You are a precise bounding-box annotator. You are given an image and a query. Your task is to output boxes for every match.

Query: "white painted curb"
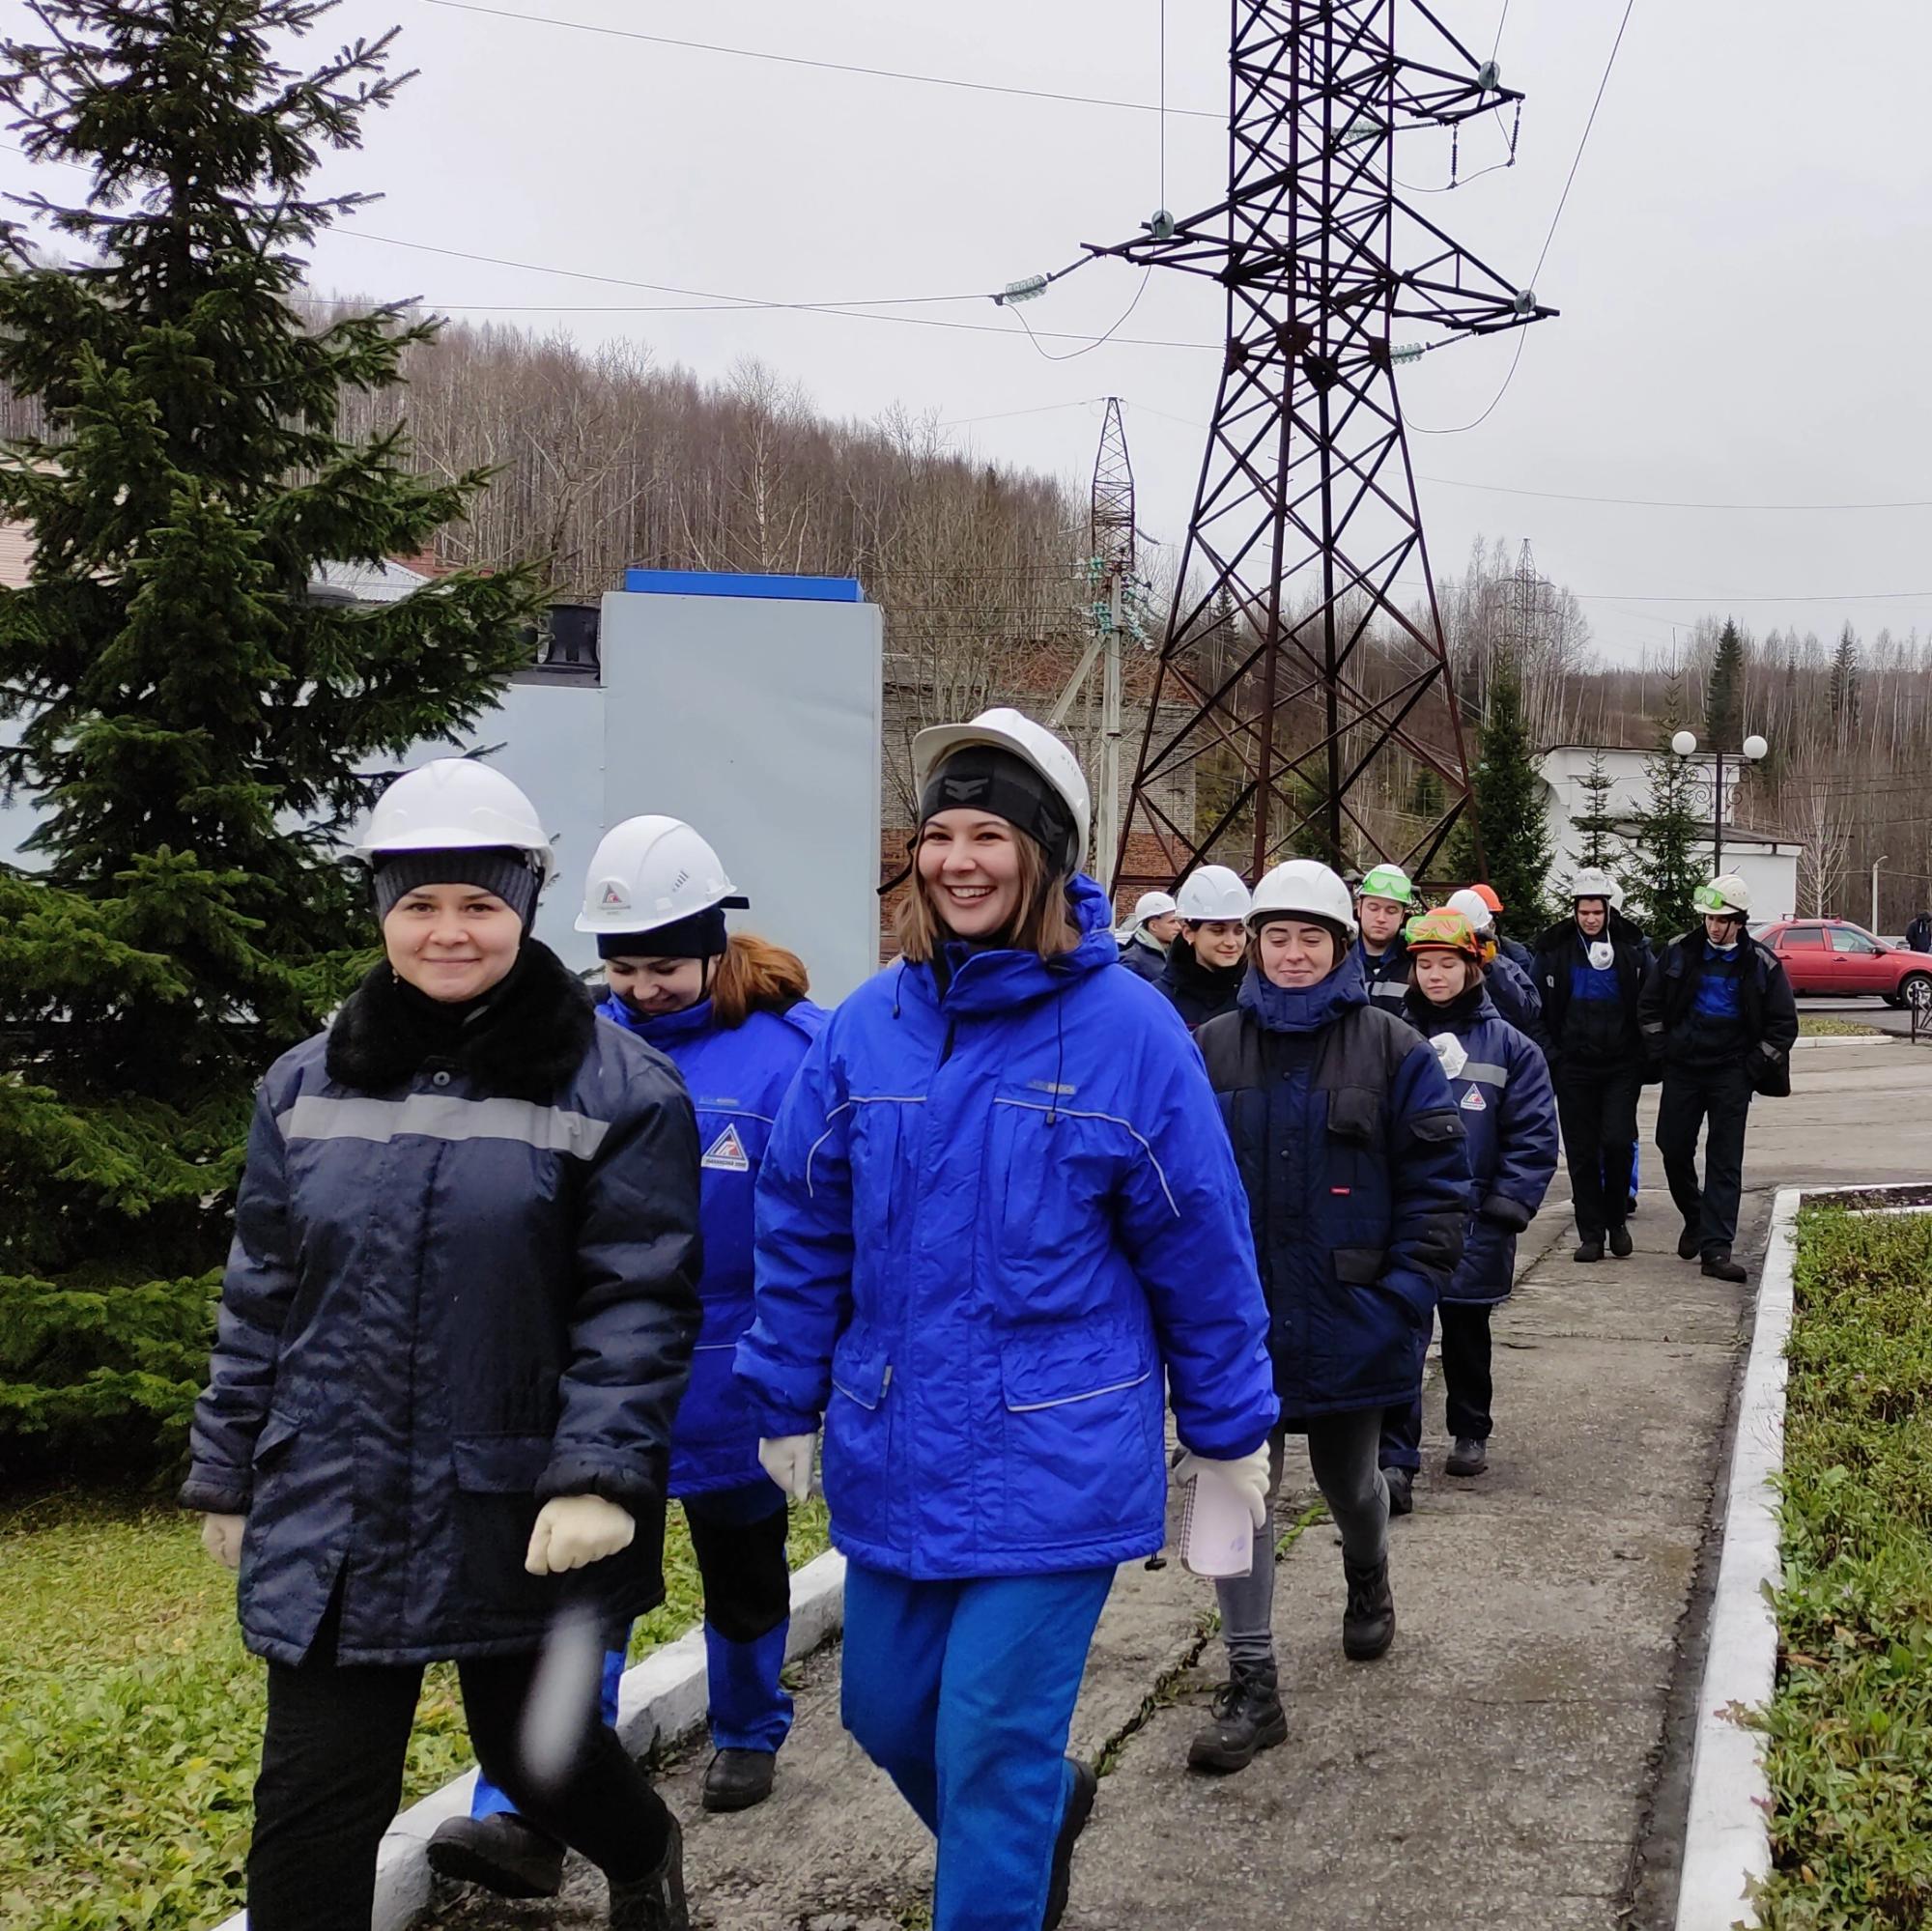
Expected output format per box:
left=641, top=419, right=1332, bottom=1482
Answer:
left=211, top=1548, right=847, bottom=1931
left=1678, top=1185, right=1830, bottom=1931
left=1675, top=1184, right=1795, bottom=1928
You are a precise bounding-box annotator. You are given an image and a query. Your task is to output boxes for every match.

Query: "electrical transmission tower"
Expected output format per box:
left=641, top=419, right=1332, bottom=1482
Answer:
left=1047, top=397, right=1149, bottom=895
left=1096, top=0, right=1555, bottom=889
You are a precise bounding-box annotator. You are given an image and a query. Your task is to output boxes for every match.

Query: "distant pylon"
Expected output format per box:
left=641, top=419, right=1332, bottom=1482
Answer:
left=1094, top=0, right=1556, bottom=889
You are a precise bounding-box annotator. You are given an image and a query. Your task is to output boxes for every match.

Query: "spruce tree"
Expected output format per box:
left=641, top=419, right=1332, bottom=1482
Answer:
left=1568, top=749, right=1622, bottom=873
left=1705, top=618, right=1746, bottom=749
left=1451, top=667, right=1551, bottom=940
left=1624, top=680, right=1706, bottom=941
left=0, top=0, right=538, bottom=1475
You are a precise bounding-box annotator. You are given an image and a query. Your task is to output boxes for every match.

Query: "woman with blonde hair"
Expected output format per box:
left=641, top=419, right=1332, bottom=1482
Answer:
left=738, top=710, right=1276, bottom=1931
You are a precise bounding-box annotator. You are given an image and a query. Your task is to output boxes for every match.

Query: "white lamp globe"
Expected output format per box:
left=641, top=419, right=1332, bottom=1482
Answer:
left=1742, top=733, right=1769, bottom=761
left=1670, top=729, right=1698, bottom=758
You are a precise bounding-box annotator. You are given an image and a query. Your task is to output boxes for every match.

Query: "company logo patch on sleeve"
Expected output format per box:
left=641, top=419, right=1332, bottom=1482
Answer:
left=701, top=1122, right=751, bottom=1172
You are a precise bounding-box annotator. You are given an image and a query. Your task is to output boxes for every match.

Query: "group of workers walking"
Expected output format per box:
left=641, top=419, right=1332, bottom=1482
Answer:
left=182, top=705, right=1796, bottom=1931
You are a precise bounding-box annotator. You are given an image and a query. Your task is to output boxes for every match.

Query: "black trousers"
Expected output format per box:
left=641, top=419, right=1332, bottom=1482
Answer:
left=1554, top=1065, right=1641, bottom=1239
left=685, top=1484, right=791, bottom=1642
left=247, top=1591, right=671, bottom=1931
left=1656, top=1063, right=1753, bottom=1258
left=1380, top=1301, right=1495, bottom=1467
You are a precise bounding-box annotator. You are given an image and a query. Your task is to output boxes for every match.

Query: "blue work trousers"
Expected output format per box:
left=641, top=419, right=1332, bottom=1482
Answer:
left=841, top=1563, right=1115, bottom=1931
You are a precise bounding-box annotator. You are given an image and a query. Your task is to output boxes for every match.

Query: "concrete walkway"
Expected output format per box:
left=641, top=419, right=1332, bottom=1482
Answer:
left=426, top=1036, right=1932, bottom=1931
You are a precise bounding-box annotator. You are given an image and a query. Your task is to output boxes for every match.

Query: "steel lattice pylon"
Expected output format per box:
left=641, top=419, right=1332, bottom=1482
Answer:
left=1096, top=0, right=1555, bottom=890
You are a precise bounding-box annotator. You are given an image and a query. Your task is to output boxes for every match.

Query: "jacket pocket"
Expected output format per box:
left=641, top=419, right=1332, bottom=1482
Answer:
left=1332, top=1246, right=1388, bottom=1287
left=822, top=1322, right=893, bottom=1541
left=251, top=1406, right=304, bottom=1469
left=451, top=1433, right=553, bottom=1494
left=999, top=1324, right=1159, bottom=1548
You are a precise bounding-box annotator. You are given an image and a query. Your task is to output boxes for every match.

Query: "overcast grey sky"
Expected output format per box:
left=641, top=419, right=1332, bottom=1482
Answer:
left=6, top=0, right=1931, bottom=666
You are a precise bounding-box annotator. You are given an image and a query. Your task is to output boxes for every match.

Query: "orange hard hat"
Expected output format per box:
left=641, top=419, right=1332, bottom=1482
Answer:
left=1470, top=882, right=1503, bottom=914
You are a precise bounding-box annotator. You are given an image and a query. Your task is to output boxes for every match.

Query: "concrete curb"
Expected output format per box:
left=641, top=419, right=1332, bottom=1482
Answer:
left=1674, top=1186, right=1795, bottom=1931
left=212, top=1547, right=848, bottom=1931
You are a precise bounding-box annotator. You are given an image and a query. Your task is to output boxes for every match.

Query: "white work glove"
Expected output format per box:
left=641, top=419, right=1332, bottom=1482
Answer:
left=1174, top=1444, right=1271, bottom=1530
left=201, top=1513, right=245, bottom=1571
left=758, top=1434, right=816, bottom=1505
left=524, top=1494, right=636, bottom=1575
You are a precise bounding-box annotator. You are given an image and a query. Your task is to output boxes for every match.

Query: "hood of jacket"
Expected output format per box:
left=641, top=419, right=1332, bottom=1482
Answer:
left=908, top=872, right=1122, bottom=1017
left=1403, top=981, right=1495, bottom=1036
left=327, top=941, right=594, bottom=1102
left=1236, top=950, right=1372, bottom=1036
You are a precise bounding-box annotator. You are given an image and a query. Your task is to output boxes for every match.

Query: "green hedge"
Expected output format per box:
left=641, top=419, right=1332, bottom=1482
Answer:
left=1756, top=1207, right=1932, bottom=1927
left=0, top=1491, right=829, bottom=1931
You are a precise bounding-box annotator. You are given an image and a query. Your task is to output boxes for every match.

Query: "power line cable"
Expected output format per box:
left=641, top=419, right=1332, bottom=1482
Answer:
left=419, top=0, right=1222, bottom=121
left=1009, top=269, right=1153, bottom=362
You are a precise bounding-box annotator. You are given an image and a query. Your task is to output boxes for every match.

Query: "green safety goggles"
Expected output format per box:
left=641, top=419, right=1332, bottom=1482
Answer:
left=1358, top=866, right=1414, bottom=905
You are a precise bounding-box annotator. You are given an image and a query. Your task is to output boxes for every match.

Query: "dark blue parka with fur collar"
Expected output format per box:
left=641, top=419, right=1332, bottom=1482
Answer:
left=180, top=944, right=703, bottom=1666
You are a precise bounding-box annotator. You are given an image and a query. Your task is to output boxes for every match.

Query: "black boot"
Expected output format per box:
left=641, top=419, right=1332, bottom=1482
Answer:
left=1042, top=1756, right=1098, bottom=1929
left=1574, top=1236, right=1604, bottom=1263
left=1382, top=1465, right=1414, bottom=1517
left=700, top=1748, right=776, bottom=1813
left=1444, top=1435, right=1488, bottom=1477
left=1607, top=1222, right=1634, bottom=1259
left=1702, top=1250, right=1747, bottom=1284
left=426, top=1811, right=564, bottom=1900
left=608, top=1812, right=688, bottom=1931
left=1186, top=1662, right=1289, bottom=1774
left=1678, top=1222, right=1702, bottom=1260
left=1343, top=1557, right=1396, bottom=1661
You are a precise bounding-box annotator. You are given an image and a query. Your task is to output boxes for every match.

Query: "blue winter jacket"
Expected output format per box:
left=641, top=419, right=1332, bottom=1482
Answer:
left=736, top=875, right=1278, bottom=1580
left=1117, top=932, right=1168, bottom=983
left=1402, top=986, right=1558, bottom=1304
left=180, top=945, right=703, bottom=1667
left=1484, top=949, right=1548, bottom=1051
left=1356, top=936, right=1410, bottom=1016
left=598, top=992, right=825, bottom=1497
left=1194, top=958, right=1470, bottom=1420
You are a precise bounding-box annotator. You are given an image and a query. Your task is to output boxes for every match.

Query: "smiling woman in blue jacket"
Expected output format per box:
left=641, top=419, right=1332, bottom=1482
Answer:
left=736, top=710, right=1277, bottom=1931
left=1187, top=860, right=1469, bottom=1778
left=1380, top=909, right=1557, bottom=1498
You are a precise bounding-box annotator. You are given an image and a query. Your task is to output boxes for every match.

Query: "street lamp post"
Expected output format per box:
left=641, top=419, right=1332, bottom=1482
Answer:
left=1673, top=728, right=1768, bottom=876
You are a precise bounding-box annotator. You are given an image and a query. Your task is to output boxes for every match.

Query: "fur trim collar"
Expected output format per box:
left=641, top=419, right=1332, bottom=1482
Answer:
left=326, top=941, right=595, bottom=1102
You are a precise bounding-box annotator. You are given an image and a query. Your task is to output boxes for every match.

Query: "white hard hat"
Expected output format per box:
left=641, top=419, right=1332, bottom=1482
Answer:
left=1248, top=860, right=1359, bottom=941
left=1695, top=873, right=1751, bottom=917
left=1445, top=887, right=1496, bottom=932
left=1607, top=878, right=1627, bottom=912
left=910, top=707, right=1091, bottom=874
left=355, top=759, right=555, bottom=882
left=1570, top=867, right=1618, bottom=905
left=576, top=815, right=749, bottom=935
left=1176, top=865, right=1252, bottom=923
left=1128, top=890, right=1179, bottom=929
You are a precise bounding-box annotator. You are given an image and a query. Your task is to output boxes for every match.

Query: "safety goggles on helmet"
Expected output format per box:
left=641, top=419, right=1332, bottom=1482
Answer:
left=1357, top=864, right=1414, bottom=907
left=1693, top=883, right=1747, bottom=918
left=1403, top=908, right=1484, bottom=960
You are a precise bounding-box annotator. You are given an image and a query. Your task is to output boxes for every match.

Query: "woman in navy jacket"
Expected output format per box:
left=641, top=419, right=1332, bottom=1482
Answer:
left=432, top=816, right=824, bottom=1902
left=1187, top=860, right=1469, bottom=1776
left=181, top=762, right=703, bottom=1931
left=1380, top=909, right=1558, bottom=1499
left=737, top=711, right=1276, bottom=1931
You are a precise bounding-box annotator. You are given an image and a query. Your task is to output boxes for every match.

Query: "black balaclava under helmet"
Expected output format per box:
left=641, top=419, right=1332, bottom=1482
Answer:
left=373, top=846, right=541, bottom=929
left=919, top=746, right=1078, bottom=875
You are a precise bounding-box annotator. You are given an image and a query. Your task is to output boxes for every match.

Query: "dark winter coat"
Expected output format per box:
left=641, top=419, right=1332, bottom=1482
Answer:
left=181, top=944, right=704, bottom=1666
left=1402, top=986, right=1558, bottom=1304
left=597, top=992, right=824, bottom=1498
left=1355, top=936, right=1411, bottom=1017
left=1483, top=949, right=1547, bottom=1051
left=1497, top=934, right=1536, bottom=976
left=1157, top=934, right=1247, bottom=1029
left=1533, top=911, right=1652, bottom=1080
left=1194, top=957, right=1469, bottom=1422
left=1117, top=931, right=1169, bottom=983
left=1639, top=933, right=1799, bottom=1096
left=737, top=875, right=1278, bottom=1580
left=1907, top=914, right=1932, bottom=957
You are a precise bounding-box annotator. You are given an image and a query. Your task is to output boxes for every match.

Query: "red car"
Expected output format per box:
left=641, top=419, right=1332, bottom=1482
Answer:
left=1757, top=919, right=1932, bottom=1008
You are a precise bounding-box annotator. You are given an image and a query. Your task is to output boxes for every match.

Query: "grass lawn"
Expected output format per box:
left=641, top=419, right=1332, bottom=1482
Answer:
left=1755, top=1206, right=1932, bottom=1928
left=1797, top=1018, right=1887, bottom=1037
left=0, top=1488, right=828, bottom=1931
